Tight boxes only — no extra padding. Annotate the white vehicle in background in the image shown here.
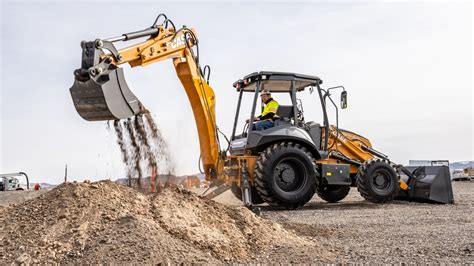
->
[451,169,470,182]
[0,172,30,191]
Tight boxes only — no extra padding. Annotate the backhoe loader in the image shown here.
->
[69,14,454,209]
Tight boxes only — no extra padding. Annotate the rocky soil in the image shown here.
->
[1,181,472,264]
[0,181,332,264]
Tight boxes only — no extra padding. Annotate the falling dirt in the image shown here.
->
[123,118,143,188]
[111,106,174,190]
[134,113,156,172]
[142,110,175,174]
[113,120,132,186]
[0,181,333,264]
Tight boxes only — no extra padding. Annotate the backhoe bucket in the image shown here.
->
[70,66,140,121]
[397,165,454,204]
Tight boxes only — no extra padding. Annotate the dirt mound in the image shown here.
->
[0,181,332,264]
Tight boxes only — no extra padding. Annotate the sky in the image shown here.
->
[0,1,472,184]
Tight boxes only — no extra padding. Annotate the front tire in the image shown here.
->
[316,185,350,203]
[356,159,400,203]
[254,142,316,209]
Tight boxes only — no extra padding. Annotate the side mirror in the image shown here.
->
[341,91,348,109]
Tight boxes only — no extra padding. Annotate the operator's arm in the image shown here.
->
[246,113,275,122]
[257,112,276,120]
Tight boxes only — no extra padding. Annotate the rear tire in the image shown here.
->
[316,185,350,203]
[230,182,265,204]
[254,142,316,209]
[356,159,400,203]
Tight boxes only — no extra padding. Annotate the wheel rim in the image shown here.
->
[371,169,393,194]
[273,156,307,192]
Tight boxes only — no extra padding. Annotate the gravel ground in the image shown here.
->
[0,190,48,207]
[259,181,474,264]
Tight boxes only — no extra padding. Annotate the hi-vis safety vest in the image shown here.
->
[262,100,279,120]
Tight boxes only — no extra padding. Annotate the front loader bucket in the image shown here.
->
[70,66,140,121]
[397,165,454,204]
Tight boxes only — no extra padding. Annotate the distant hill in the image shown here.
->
[450,161,474,170]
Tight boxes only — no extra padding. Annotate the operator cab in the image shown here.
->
[229,71,326,157]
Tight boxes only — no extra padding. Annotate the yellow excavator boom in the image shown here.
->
[69,20,220,180]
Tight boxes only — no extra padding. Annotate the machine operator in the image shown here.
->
[247,89,279,130]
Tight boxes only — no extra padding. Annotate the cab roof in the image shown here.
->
[232,71,323,92]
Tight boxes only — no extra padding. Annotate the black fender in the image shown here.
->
[247,125,323,159]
